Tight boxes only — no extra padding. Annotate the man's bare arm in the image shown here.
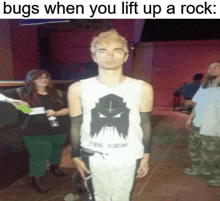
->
[185,103,196,129]
[137,81,153,178]
[140,112,151,153]
[67,82,90,179]
[68,82,82,157]
[68,82,82,117]
[70,115,82,157]
[139,81,153,154]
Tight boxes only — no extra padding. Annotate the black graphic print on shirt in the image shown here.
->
[90,94,130,139]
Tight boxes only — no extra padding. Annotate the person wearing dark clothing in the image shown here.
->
[2,70,69,193]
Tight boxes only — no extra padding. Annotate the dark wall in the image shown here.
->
[9,20,39,80]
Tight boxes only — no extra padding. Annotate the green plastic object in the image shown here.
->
[17,105,31,114]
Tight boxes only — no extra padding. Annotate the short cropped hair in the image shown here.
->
[90,29,129,55]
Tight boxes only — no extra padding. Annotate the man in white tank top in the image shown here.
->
[68,29,153,201]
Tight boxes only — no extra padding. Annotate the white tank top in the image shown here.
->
[80,76,144,159]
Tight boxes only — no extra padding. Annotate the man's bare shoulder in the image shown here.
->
[68,82,81,95]
[139,80,153,112]
[142,81,153,92]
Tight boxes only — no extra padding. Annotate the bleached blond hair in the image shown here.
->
[90,29,129,55]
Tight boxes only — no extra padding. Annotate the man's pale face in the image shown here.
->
[208,63,220,77]
[93,41,128,70]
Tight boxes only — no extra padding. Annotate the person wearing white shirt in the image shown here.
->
[68,29,153,201]
[0,93,28,107]
[0,93,29,128]
[184,61,220,187]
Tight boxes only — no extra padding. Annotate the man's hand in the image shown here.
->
[137,153,150,178]
[185,119,192,129]
[11,100,29,108]
[73,157,90,180]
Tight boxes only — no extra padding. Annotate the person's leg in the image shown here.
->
[81,151,95,201]
[129,159,141,201]
[22,135,52,177]
[22,135,52,193]
[110,159,141,201]
[81,152,111,201]
[183,125,203,175]
[201,135,220,187]
[48,133,68,177]
[81,152,140,201]
[200,135,219,172]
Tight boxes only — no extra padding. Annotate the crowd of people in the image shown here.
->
[0,29,219,200]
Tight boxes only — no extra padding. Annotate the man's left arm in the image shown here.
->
[137,81,153,178]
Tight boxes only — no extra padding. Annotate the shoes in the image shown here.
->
[31,177,50,193]
[49,164,66,177]
[63,193,79,201]
[183,166,211,176]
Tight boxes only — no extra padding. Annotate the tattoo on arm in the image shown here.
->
[140,112,151,153]
[70,115,83,158]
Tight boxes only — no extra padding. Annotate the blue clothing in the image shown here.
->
[174,82,201,100]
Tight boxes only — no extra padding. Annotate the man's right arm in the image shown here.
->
[67,82,90,179]
[185,103,196,129]
[185,88,200,129]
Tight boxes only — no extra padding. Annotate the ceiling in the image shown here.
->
[141,19,220,42]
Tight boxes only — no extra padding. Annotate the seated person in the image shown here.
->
[174,73,204,113]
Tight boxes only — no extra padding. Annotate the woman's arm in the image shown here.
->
[55,108,69,116]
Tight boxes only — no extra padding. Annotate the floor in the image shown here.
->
[0,107,220,201]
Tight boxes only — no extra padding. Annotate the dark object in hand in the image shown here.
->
[70,171,87,194]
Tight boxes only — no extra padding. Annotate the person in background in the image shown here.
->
[184,61,220,187]
[0,93,28,107]
[0,93,29,127]
[68,29,153,201]
[2,69,69,193]
[173,73,204,113]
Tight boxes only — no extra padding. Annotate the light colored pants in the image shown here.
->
[81,152,140,201]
